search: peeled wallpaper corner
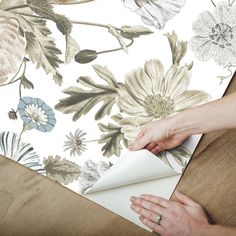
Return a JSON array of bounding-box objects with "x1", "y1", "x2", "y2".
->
[{"x1": 0, "y1": 0, "x2": 235, "y2": 231}]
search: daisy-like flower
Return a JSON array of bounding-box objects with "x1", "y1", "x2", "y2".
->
[
  {"x1": 190, "y1": 2, "x2": 236, "y2": 66},
  {"x1": 18, "y1": 97, "x2": 56, "y2": 132},
  {"x1": 64, "y1": 129, "x2": 87, "y2": 156},
  {"x1": 0, "y1": 131, "x2": 45, "y2": 174},
  {"x1": 0, "y1": 13, "x2": 26, "y2": 84},
  {"x1": 122, "y1": 0, "x2": 185, "y2": 29},
  {"x1": 117, "y1": 59, "x2": 210, "y2": 141},
  {"x1": 78, "y1": 160, "x2": 111, "y2": 194}
]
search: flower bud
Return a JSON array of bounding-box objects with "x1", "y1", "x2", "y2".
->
[
  {"x1": 75, "y1": 50, "x2": 97, "y2": 64},
  {"x1": 8, "y1": 109, "x2": 18, "y2": 120}
]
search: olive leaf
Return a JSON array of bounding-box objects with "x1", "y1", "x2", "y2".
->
[
  {"x1": 26, "y1": 0, "x2": 72, "y2": 35},
  {"x1": 21, "y1": 75, "x2": 34, "y2": 89},
  {"x1": 165, "y1": 31, "x2": 188, "y2": 65},
  {"x1": 55, "y1": 65, "x2": 121, "y2": 121},
  {"x1": 108, "y1": 24, "x2": 128, "y2": 53},
  {"x1": 120, "y1": 25, "x2": 153, "y2": 39},
  {"x1": 65, "y1": 34, "x2": 80, "y2": 64},
  {"x1": 43, "y1": 155, "x2": 81, "y2": 185},
  {"x1": 15, "y1": 12, "x2": 64, "y2": 85},
  {"x1": 98, "y1": 123, "x2": 127, "y2": 158}
]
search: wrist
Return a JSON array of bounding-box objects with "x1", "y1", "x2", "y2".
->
[{"x1": 168, "y1": 108, "x2": 203, "y2": 137}]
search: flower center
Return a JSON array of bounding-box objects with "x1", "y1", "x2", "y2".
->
[
  {"x1": 210, "y1": 23, "x2": 233, "y2": 48},
  {"x1": 25, "y1": 104, "x2": 48, "y2": 125},
  {"x1": 144, "y1": 94, "x2": 175, "y2": 118}
]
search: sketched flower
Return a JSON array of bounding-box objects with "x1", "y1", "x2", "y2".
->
[
  {"x1": 117, "y1": 59, "x2": 210, "y2": 141},
  {"x1": 78, "y1": 160, "x2": 111, "y2": 194},
  {"x1": 190, "y1": 2, "x2": 236, "y2": 66},
  {"x1": 0, "y1": 13, "x2": 26, "y2": 84},
  {"x1": 64, "y1": 129, "x2": 87, "y2": 156},
  {"x1": 18, "y1": 97, "x2": 56, "y2": 132},
  {"x1": 0, "y1": 131, "x2": 45, "y2": 174},
  {"x1": 122, "y1": 0, "x2": 185, "y2": 29}
]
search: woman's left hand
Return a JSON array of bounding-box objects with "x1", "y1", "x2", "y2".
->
[{"x1": 130, "y1": 190, "x2": 210, "y2": 236}]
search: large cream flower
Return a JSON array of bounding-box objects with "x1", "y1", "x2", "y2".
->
[
  {"x1": 0, "y1": 12, "x2": 26, "y2": 84},
  {"x1": 117, "y1": 59, "x2": 210, "y2": 141}
]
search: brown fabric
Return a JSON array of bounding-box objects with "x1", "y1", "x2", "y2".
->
[{"x1": 0, "y1": 73, "x2": 235, "y2": 235}]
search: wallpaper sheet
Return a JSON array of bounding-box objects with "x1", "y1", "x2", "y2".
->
[{"x1": 0, "y1": 0, "x2": 235, "y2": 231}]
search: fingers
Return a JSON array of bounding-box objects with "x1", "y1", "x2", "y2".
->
[
  {"x1": 139, "y1": 216, "x2": 165, "y2": 234},
  {"x1": 130, "y1": 196, "x2": 168, "y2": 217},
  {"x1": 174, "y1": 190, "x2": 200, "y2": 207},
  {"x1": 129, "y1": 134, "x2": 150, "y2": 151},
  {"x1": 140, "y1": 194, "x2": 171, "y2": 208}
]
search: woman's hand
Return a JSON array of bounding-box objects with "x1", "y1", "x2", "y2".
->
[
  {"x1": 129, "y1": 118, "x2": 190, "y2": 154},
  {"x1": 130, "y1": 190, "x2": 210, "y2": 236}
]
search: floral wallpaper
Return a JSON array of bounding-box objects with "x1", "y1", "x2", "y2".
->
[{"x1": 0, "y1": 0, "x2": 235, "y2": 194}]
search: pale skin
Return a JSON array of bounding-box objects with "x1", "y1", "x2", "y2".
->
[{"x1": 129, "y1": 92, "x2": 236, "y2": 236}]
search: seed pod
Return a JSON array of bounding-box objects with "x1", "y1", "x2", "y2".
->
[{"x1": 75, "y1": 50, "x2": 97, "y2": 64}]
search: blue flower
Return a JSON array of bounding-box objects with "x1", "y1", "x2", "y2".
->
[{"x1": 18, "y1": 97, "x2": 56, "y2": 132}]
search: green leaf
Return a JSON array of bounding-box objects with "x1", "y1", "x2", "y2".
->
[
  {"x1": 43, "y1": 155, "x2": 81, "y2": 185},
  {"x1": 21, "y1": 75, "x2": 34, "y2": 89},
  {"x1": 55, "y1": 65, "x2": 121, "y2": 120},
  {"x1": 26, "y1": 0, "x2": 72, "y2": 35},
  {"x1": 65, "y1": 34, "x2": 80, "y2": 64},
  {"x1": 121, "y1": 25, "x2": 153, "y2": 39},
  {"x1": 98, "y1": 123, "x2": 126, "y2": 157},
  {"x1": 16, "y1": 14, "x2": 64, "y2": 85},
  {"x1": 165, "y1": 31, "x2": 188, "y2": 65},
  {"x1": 108, "y1": 24, "x2": 128, "y2": 53}
]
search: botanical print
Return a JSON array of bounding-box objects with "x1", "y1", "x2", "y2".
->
[
  {"x1": 64, "y1": 129, "x2": 87, "y2": 156},
  {"x1": 78, "y1": 160, "x2": 112, "y2": 194},
  {"x1": 0, "y1": 131, "x2": 45, "y2": 174},
  {"x1": 0, "y1": 0, "x2": 234, "y2": 192},
  {"x1": 122, "y1": 0, "x2": 185, "y2": 29},
  {"x1": 18, "y1": 97, "x2": 56, "y2": 133},
  {"x1": 56, "y1": 31, "x2": 210, "y2": 170},
  {"x1": 43, "y1": 155, "x2": 81, "y2": 185},
  {"x1": 190, "y1": 0, "x2": 236, "y2": 83}
]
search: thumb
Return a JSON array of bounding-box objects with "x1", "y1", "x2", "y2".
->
[
  {"x1": 175, "y1": 190, "x2": 199, "y2": 207},
  {"x1": 129, "y1": 134, "x2": 150, "y2": 151}
]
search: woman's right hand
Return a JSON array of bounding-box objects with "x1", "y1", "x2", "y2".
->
[{"x1": 129, "y1": 118, "x2": 190, "y2": 154}]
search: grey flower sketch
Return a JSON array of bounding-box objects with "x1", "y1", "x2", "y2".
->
[
  {"x1": 64, "y1": 129, "x2": 87, "y2": 156},
  {"x1": 0, "y1": 13, "x2": 26, "y2": 84},
  {"x1": 117, "y1": 59, "x2": 210, "y2": 141},
  {"x1": 0, "y1": 131, "x2": 45, "y2": 174},
  {"x1": 190, "y1": 1, "x2": 236, "y2": 66},
  {"x1": 122, "y1": 0, "x2": 185, "y2": 29},
  {"x1": 78, "y1": 160, "x2": 111, "y2": 194}
]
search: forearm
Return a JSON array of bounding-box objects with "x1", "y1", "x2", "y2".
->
[{"x1": 170, "y1": 92, "x2": 236, "y2": 136}]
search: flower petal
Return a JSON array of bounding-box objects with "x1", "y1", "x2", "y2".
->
[
  {"x1": 190, "y1": 36, "x2": 214, "y2": 61},
  {"x1": 144, "y1": 59, "x2": 165, "y2": 95},
  {"x1": 175, "y1": 90, "x2": 210, "y2": 111},
  {"x1": 192, "y1": 11, "x2": 216, "y2": 36},
  {"x1": 163, "y1": 64, "x2": 190, "y2": 98},
  {"x1": 214, "y1": 1, "x2": 231, "y2": 24}
]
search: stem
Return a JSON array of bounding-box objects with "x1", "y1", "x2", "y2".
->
[
  {"x1": 19, "y1": 81, "x2": 22, "y2": 99},
  {"x1": 210, "y1": 0, "x2": 216, "y2": 7},
  {"x1": 54, "y1": 0, "x2": 94, "y2": 5},
  {"x1": 229, "y1": 0, "x2": 236, "y2": 6},
  {"x1": 5, "y1": 4, "x2": 28, "y2": 11},
  {"x1": 85, "y1": 139, "x2": 99, "y2": 143},
  {"x1": 71, "y1": 20, "x2": 121, "y2": 31},
  {"x1": 97, "y1": 39, "x2": 134, "y2": 55},
  {"x1": 0, "y1": 59, "x2": 27, "y2": 87}
]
